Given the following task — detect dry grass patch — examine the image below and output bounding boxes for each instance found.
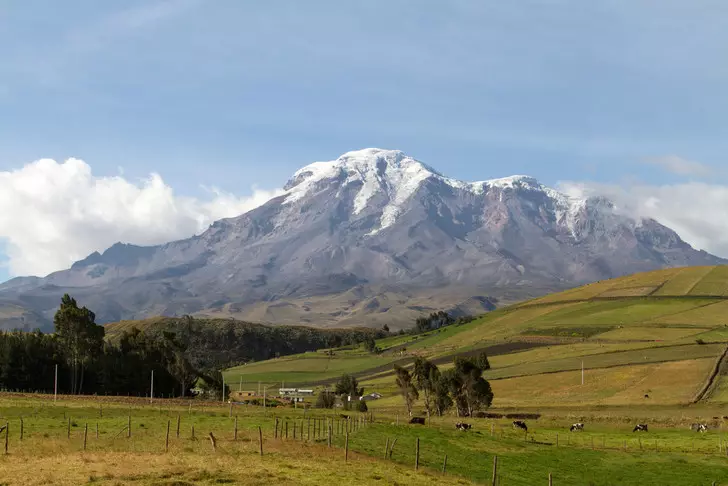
[0,442,460,486]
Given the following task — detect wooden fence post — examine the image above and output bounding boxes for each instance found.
[191,425,195,440]
[549,472,553,486]
[285,421,288,439]
[19,418,23,441]
[83,423,88,451]
[345,431,349,462]
[96,423,99,440]
[4,422,9,454]
[307,418,311,440]
[328,423,332,448]
[442,454,447,474]
[234,416,238,441]
[293,421,297,440]
[176,414,181,438]
[229,402,233,417]
[274,418,279,439]
[415,437,420,471]
[165,420,170,453]
[491,455,498,486]
[209,432,217,452]
[389,438,398,459]
[384,438,389,459]
[127,415,131,438]
[67,417,71,439]
[258,426,264,456]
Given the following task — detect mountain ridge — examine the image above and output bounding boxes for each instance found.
[0,148,723,331]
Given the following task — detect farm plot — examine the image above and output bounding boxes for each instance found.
[688,266,728,297]
[484,343,722,380]
[489,358,715,407]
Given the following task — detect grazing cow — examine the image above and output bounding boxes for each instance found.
[632,424,648,432]
[690,423,708,433]
[409,417,426,425]
[644,394,649,398]
[512,420,528,432]
[570,423,584,432]
[455,422,472,431]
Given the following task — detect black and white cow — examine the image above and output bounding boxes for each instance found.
[570,423,584,432]
[512,420,528,432]
[409,417,426,425]
[690,423,708,433]
[632,424,648,432]
[455,422,472,431]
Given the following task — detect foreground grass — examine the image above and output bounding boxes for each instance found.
[2,395,728,485]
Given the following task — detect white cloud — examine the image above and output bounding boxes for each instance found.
[0,157,283,277]
[558,180,728,258]
[643,155,712,177]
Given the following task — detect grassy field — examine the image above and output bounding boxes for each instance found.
[2,394,728,485]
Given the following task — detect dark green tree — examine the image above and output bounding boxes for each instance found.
[316,390,336,409]
[335,373,363,397]
[433,373,453,416]
[412,357,439,421]
[53,294,104,394]
[394,364,418,417]
[446,357,494,417]
[474,351,491,371]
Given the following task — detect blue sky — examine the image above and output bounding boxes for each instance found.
[1,0,727,280]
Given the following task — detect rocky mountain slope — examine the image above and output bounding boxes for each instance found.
[0,148,723,331]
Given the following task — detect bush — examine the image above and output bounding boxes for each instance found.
[316,390,336,409]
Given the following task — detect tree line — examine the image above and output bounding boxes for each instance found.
[0,294,388,397]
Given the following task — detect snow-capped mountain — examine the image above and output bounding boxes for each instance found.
[0,148,723,331]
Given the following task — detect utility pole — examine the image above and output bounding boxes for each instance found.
[54,364,58,403]
[150,370,154,404]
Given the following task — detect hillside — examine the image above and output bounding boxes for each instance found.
[224,266,728,407]
[0,148,723,332]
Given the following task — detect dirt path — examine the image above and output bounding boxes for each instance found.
[692,345,728,403]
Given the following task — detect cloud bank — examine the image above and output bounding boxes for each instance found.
[558,180,728,259]
[0,158,283,277]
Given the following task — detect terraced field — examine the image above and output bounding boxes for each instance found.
[225,266,728,409]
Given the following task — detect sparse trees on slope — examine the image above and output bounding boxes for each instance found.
[394,364,418,417]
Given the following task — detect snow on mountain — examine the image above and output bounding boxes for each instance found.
[283,148,589,237]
